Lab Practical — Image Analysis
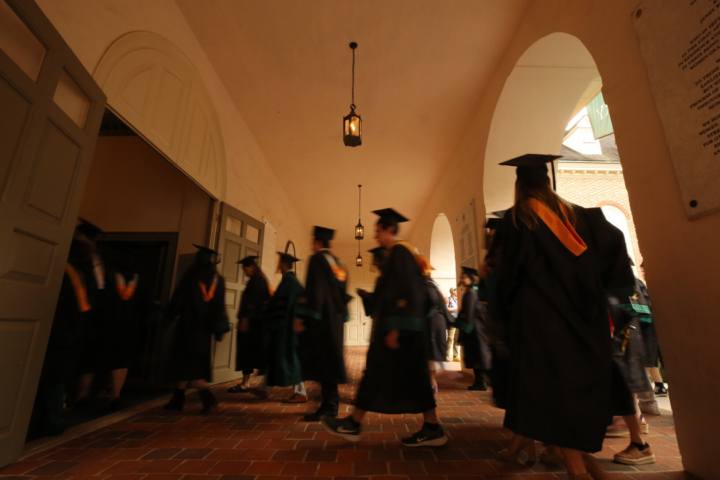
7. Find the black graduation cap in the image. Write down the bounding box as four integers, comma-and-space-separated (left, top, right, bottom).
485, 217, 501, 229
237, 255, 259, 267
500, 154, 562, 190
193, 244, 221, 264
277, 252, 300, 264
76, 218, 103, 241
368, 247, 386, 260
461, 266, 478, 277
313, 226, 335, 242
372, 208, 410, 224
492, 209, 508, 218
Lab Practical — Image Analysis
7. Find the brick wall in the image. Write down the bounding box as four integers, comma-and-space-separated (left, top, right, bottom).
557, 173, 644, 277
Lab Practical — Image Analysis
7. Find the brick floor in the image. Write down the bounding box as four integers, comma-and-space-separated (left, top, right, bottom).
2, 347, 693, 480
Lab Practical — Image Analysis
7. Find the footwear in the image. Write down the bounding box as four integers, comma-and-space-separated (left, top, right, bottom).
304, 410, 336, 422
614, 442, 656, 465
431, 384, 439, 394
654, 384, 668, 397
283, 394, 307, 403
452, 356, 461, 362
163, 389, 185, 412
321, 416, 361, 442
468, 382, 488, 391
496, 438, 536, 462
401, 423, 448, 447
199, 389, 218, 414
446, 356, 450, 361
227, 384, 248, 393
639, 401, 661, 416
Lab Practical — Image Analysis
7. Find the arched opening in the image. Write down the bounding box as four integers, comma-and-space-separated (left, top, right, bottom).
429, 213, 457, 297
481, 32, 676, 466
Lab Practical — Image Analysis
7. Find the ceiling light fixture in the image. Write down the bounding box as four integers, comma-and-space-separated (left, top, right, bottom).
343, 42, 362, 147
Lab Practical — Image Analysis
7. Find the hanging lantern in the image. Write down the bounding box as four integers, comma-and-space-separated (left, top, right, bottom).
343, 42, 362, 147
356, 247, 363, 267
355, 185, 364, 239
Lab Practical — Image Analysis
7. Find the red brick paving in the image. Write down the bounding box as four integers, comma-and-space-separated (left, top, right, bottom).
2, 347, 693, 479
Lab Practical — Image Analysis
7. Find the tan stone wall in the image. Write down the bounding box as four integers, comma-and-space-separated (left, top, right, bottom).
558, 174, 645, 275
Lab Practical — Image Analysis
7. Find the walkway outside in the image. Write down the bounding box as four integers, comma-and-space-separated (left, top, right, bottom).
2, 347, 689, 479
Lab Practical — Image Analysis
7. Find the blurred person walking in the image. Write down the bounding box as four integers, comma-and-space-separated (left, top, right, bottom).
445, 287, 460, 361
457, 267, 491, 391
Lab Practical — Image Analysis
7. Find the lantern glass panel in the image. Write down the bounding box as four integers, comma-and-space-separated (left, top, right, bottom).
355, 224, 364, 240
356, 255, 363, 267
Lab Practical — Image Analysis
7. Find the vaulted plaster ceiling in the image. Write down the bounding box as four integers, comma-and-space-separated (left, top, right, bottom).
175, 0, 531, 244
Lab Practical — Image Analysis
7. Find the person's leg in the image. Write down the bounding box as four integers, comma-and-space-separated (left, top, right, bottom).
164, 382, 187, 411
256, 375, 268, 392
452, 328, 460, 359
192, 379, 217, 414
561, 449, 587, 476
430, 368, 437, 391
469, 369, 488, 390
446, 328, 454, 359
241, 369, 253, 387
647, 367, 663, 383
321, 382, 340, 415
110, 369, 128, 399
75, 373, 94, 402
638, 380, 660, 416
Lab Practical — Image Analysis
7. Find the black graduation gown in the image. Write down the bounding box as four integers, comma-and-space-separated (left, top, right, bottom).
457, 284, 491, 370
76, 254, 106, 374
235, 273, 271, 373
296, 250, 349, 384
355, 242, 436, 414
164, 270, 229, 382
426, 280, 453, 363
101, 270, 148, 371
492, 206, 634, 453
265, 272, 304, 387
40, 267, 86, 387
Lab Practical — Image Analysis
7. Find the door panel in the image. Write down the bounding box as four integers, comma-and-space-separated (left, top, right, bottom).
342, 256, 378, 346
212, 202, 264, 384
0, 0, 106, 467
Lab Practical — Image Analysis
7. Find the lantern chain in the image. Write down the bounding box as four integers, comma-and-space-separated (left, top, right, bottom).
358, 185, 362, 219
351, 46, 355, 108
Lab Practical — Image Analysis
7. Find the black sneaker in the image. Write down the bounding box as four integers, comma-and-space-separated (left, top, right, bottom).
321, 416, 361, 442
468, 382, 488, 391
401, 424, 448, 447
654, 384, 668, 397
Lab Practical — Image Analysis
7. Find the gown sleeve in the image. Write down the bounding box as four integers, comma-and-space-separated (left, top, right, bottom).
296, 254, 325, 322
377, 246, 424, 332
456, 288, 477, 334
210, 276, 230, 335
584, 208, 635, 296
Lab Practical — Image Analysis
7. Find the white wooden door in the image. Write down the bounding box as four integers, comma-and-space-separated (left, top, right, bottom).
212, 202, 265, 384
0, 0, 106, 467
343, 256, 379, 347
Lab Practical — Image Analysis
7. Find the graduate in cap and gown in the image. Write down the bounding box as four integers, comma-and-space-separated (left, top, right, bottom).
229, 255, 272, 393
323, 209, 447, 447
71, 219, 109, 406
254, 253, 307, 402
295, 226, 350, 421
487, 154, 650, 474
101, 250, 151, 412
418, 256, 455, 394
456, 266, 491, 391
163, 245, 230, 414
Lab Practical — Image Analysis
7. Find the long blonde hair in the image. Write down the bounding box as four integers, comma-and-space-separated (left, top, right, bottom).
512, 176, 576, 230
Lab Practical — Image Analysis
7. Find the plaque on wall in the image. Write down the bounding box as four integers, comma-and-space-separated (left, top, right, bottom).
634, 0, 720, 219
455, 200, 479, 270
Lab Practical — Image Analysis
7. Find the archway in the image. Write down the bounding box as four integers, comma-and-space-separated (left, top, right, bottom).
429, 213, 457, 298
94, 32, 226, 200
480, 31, 680, 468
483, 33, 600, 215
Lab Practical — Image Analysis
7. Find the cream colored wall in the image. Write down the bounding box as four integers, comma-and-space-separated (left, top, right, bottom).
78, 136, 210, 268
36, 0, 309, 268
429, 214, 457, 297
409, 1, 720, 475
